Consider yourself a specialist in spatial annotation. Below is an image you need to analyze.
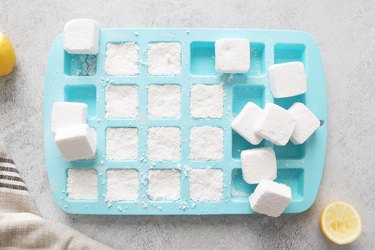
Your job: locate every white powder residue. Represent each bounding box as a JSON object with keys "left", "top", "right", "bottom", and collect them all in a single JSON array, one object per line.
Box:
[
  {"left": 189, "top": 169, "right": 223, "bottom": 201},
  {"left": 147, "top": 43, "right": 181, "bottom": 76},
  {"left": 105, "top": 169, "right": 139, "bottom": 202},
  {"left": 148, "top": 169, "right": 180, "bottom": 201},
  {"left": 105, "top": 43, "right": 139, "bottom": 76},
  {"left": 148, "top": 85, "right": 181, "bottom": 118},
  {"left": 67, "top": 169, "right": 97, "bottom": 200},
  {"left": 106, "top": 128, "right": 138, "bottom": 160},
  {"left": 190, "top": 126, "right": 224, "bottom": 160},
  {"left": 148, "top": 127, "right": 180, "bottom": 161},
  {"left": 106, "top": 85, "right": 138, "bottom": 118},
  {"left": 72, "top": 54, "right": 97, "bottom": 76},
  {"left": 190, "top": 84, "right": 224, "bottom": 118}
]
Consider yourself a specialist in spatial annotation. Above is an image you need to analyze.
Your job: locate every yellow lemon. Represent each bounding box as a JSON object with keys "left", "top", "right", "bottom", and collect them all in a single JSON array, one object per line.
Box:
[
  {"left": 320, "top": 200, "right": 362, "bottom": 245},
  {"left": 0, "top": 32, "right": 16, "bottom": 77}
]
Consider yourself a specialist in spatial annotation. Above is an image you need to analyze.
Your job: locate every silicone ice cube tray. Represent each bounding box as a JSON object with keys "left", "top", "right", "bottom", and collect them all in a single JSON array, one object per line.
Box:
[{"left": 44, "top": 28, "right": 327, "bottom": 215}]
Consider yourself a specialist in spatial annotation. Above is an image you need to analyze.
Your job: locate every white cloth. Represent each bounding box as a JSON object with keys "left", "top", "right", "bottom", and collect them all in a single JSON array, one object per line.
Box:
[{"left": 0, "top": 146, "right": 112, "bottom": 250}]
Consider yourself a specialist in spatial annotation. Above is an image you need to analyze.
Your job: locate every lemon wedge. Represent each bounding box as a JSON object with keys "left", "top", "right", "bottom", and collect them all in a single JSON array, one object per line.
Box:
[
  {"left": 320, "top": 200, "right": 362, "bottom": 245},
  {"left": 0, "top": 32, "right": 16, "bottom": 77}
]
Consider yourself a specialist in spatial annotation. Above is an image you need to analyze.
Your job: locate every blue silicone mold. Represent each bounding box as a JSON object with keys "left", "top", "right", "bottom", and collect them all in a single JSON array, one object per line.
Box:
[{"left": 44, "top": 28, "right": 327, "bottom": 215}]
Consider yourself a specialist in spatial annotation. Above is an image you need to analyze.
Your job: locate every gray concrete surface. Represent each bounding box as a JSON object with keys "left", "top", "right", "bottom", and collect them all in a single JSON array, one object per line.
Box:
[{"left": 1, "top": 0, "right": 374, "bottom": 249}]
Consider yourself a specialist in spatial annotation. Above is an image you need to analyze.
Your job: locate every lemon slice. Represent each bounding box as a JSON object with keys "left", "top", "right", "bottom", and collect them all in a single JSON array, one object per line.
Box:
[
  {"left": 320, "top": 201, "right": 362, "bottom": 245},
  {"left": 0, "top": 32, "right": 16, "bottom": 77}
]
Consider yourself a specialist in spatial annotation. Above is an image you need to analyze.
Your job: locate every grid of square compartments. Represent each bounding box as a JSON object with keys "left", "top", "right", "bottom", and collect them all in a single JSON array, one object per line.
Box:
[{"left": 45, "top": 29, "right": 326, "bottom": 214}]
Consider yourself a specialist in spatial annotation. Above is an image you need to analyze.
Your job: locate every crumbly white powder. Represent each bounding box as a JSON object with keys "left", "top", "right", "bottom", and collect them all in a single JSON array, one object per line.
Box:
[
  {"left": 105, "top": 169, "right": 139, "bottom": 202},
  {"left": 190, "top": 84, "right": 224, "bottom": 118},
  {"left": 106, "top": 128, "right": 138, "bottom": 160},
  {"left": 148, "top": 169, "right": 180, "bottom": 200},
  {"left": 105, "top": 43, "right": 139, "bottom": 75},
  {"left": 189, "top": 169, "right": 223, "bottom": 201},
  {"left": 148, "top": 85, "right": 181, "bottom": 118},
  {"left": 147, "top": 43, "right": 181, "bottom": 76},
  {"left": 72, "top": 55, "right": 97, "bottom": 76},
  {"left": 148, "top": 127, "right": 180, "bottom": 161},
  {"left": 190, "top": 127, "right": 224, "bottom": 160},
  {"left": 106, "top": 85, "right": 138, "bottom": 118},
  {"left": 67, "top": 169, "right": 97, "bottom": 200}
]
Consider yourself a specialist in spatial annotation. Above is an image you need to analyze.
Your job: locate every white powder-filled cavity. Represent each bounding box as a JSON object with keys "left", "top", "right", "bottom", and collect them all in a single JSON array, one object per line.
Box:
[
  {"left": 147, "top": 43, "right": 181, "bottom": 76},
  {"left": 190, "top": 84, "right": 224, "bottom": 119},
  {"left": 106, "top": 128, "right": 138, "bottom": 160},
  {"left": 189, "top": 169, "right": 223, "bottom": 201},
  {"left": 106, "top": 169, "right": 139, "bottom": 202},
  {"left": 105, "top": 43, "right": 139, "bottom": 76},
  {"left": 148, "top": 127, "right": 181, "bottom": 161},
  {"left": 148, "top": 169, "right": 180, "bottom": 201},
  {"left": 67, "top": 169, "right": 97, "bottom": 200},
  {"left": 106, "top": 85, "right": 138, "bottom": 118},
  {"left": 190, "top": 127, "right": 224, "bottom": 160},
  {"left": 148, "top": 85, "right": 181, "bottom": 118}
]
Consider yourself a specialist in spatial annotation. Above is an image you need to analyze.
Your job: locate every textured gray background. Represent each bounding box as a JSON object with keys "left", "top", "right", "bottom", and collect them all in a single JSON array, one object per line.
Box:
[{"left": 1, "top": 0, "right": 374, "bottom": 249}]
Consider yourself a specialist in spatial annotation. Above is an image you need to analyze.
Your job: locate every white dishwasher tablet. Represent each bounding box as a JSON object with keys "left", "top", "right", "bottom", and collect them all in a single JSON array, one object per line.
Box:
[
  {"left": 215, "top": 39, "right": 250, "bottom": 73},
  {"left": 51, "top": 102, "right": 87, "bottom": 133},
  {"left": 249, "top": 180, "right": 291, "bottom": 217},
  {"left": 231, "top": 102, "right": 263, "bottom": 145},
  {"left": 55, "top": 124, "right": 96, "bottom": 161},
  {"left": 240, "top": 148, "right": 277, "bottom": 184},
  {"left": 268, "top": 62, "right": 307, "bottom": 98},
  {"left": 256, "top": 103, "right": 296, "bottom": 146},
  {"left": 64, "top": 19, "right": 100, "bottom": 54},
  {"left": 289, "top": 102, "right": 320, "bottom": 144}
]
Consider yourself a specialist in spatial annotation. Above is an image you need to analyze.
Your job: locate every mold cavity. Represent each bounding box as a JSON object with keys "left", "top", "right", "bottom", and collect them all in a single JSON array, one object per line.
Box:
[
  {"left": 232, "top": 84, "right": 265, "bottom": 115},
  {"left": 64, "top": 52, "right": 97, "bottom": 76},
  {"left": 64, "top": 84, "right": 97, "bottom": 117},
  {"left": 231, "top": 168, "right": 256, "bottom": 196},
  {"left": 190, "top": 42, "right": 215, "bottom": 75},
  {"left": 249, "top": 43, "right": 265, "bottom": 76},
  {"left": 275, "top": 168, "right": 304, "bottom": 200},
  {"left": 274, "top": 94, "right": 305, "bottom": 109},
  {"left": 232, "top": 130, "right": 265, "bottom": 159},
  {"left": 273, "top": 141, "right": 305, "bottom": 160},
  {"left": 274, "top": 43, "right": 306, "bottom": 64}
]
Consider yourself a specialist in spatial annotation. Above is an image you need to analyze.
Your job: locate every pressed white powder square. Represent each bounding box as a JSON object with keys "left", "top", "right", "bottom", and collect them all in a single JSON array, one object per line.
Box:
[
  {"left": 215, "top": 39, "right": 250, "bottom": 73},
  {"left": 106, "top": 85, "right": 138, "bottom": 118},
  {"left": 67, "top": 169, "right": 97, "bottom": 200},
  {"left": 148, "top": 169, "right": 180, "bottom": 201},
  {"left": 268, "top": 62, "right": 307, "bottom": 98},
  {"left": 189, "top": 169, "right": 223, "bottom": 201},
  {"left": 148, "top": 85, "right": 181, "bottom": 118},
  {"left": 190, "top": 84, "right": 224, "bottom": 119},
  {"left": 105, "top": 169, "right": 139, "bottom": 202},
  {"left": 148, "top": 127, "right": 180, "bottom": 161},
  {"left": 147, "top": 43, "right": 181, "bottom": 76},
  {"left": 64, "top": 19, "right": 100, "bottom": 55},
  {"left": 105, "top": 43, "right": 139, "bottom": 76},
  {"left": 106, "top": 128, "right": 138, "bottom": 160},
  {"left": 190, "top": 127, "right": 224, "bottom": 160}
]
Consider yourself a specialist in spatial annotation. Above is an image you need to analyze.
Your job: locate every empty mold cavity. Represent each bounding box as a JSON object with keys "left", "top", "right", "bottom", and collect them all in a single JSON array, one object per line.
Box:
[
  {"left": 249, "top": 43, "right": 265, "bottom": 76},
  {"left": 275, "top": 168, "right": 304, "bottom": 200},
  {"left": 64, "top": 52, "right": 97, "bottom": 76},
  {"left": 274, "top": 141, "right": 305, "bottom": 159},
  {"left": 231, "top": 168, "right": 256, "bottom": 196},
  {"left": 190, "top": 42, "right": 215, "bottom": 75},
  {"left": 232, "top": 84, "right": 265, "bottom": 115},
  {"left": 274, "top": 94, "right": 306, "bottom": 109},
  {"left": 232, "top": 130, "right": 265, "bottom": 159},
  {"left": 64, "top": 84, "right": 96, "bottom": 117},
  {"left": 274, "top": 44, "right": 305, "bottom": 64}
]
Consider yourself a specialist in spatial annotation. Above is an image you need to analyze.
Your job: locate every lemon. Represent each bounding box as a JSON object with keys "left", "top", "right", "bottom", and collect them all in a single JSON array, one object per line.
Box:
[
  {"left": 0, "top": 32, "right": 16, "bottom": 77},
  {"left": 320, "top": 200, "right": 362, "bottom": 245}
]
